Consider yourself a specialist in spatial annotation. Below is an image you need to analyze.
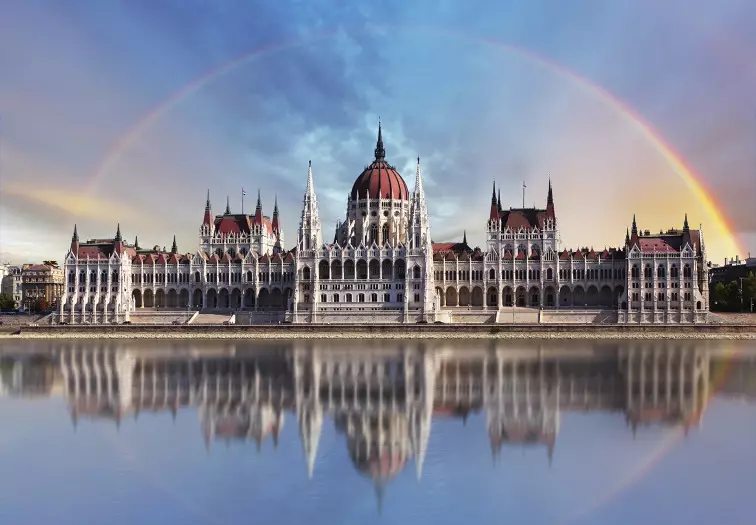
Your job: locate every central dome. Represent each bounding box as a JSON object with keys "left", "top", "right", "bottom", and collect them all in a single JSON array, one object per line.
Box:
[{"left": 350, "top": 122, "right": 409, "bottom": 201}]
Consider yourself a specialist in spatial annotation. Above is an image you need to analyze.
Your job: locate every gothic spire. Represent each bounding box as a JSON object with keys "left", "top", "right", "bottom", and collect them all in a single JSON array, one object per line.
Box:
[
  {"left": 463, "top": 230, "right": 467, "bottom": 245},
  {"left": 171, "top": 235, "right": 177, "bottom": 254},
  {"left": 374, "top": 118, "right": 386, "bottom": 160},
  {"left": 631, "top": 214, "right": 638, "bottom": 237},
  {"left": 625, "top": 228, "right": 630, "bottom": 244},
  {"left": 72, "top": 224, "right": 78, "bottom": 243},
  {"left": 134, "top": 236, "right": 139, "bottom": 250},
  {"left": 413, "top": 156, "right": 424, "bottom": 198},
  {"left": 491, "top": 180, "right": 497, "bottom": 206},
  {"left": 206, "top": 189, "right": 211, "bottom": 209},
  {"left": 683, "top": 213, "right": 690, "bottom": 232},
  {"left": 115, "top": 223, "right": 122, "bottom": 242},
  {"left": 256, "top": 189, "right": 262, "bottom": 211},
  {"left": 225, "top": 196, "right": 230, "bottom": 215},
  {"left": 497, "top": 188, "right": 502, "bottom": 211},
  {"left": 547, "top": 178, "right": 554, "bottom": 206},
  {"left": 273, "top": 195, "right": 279, "bottom": 215}
]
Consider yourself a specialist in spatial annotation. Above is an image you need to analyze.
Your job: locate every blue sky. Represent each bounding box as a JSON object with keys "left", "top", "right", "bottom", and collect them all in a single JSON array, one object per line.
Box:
[{"left": 1, "top": 0, "right": 755, "bottom": 262}]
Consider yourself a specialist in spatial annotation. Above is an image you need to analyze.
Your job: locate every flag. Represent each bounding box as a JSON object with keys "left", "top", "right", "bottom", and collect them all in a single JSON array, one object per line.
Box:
[
  {"left": 242, "top": 188, "right": 247, "bottom": 196},
  {"left": 523, "top": 182, "right": 526, "bottom": 188}
]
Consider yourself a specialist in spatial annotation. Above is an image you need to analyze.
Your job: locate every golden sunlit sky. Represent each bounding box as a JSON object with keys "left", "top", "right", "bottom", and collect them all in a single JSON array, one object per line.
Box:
[{"left": 1, "top": 0, "right": 755, "bottom": 264}]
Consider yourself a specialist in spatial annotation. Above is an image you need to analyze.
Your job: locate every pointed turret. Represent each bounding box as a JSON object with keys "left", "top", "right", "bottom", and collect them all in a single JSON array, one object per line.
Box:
[
  {"left": 374, "top": 118, "right": 386, "bottom": 160},
  {"left": 631, "top": 214, "right": 638, "bottom": 237},
  {"left": 134, "top": 236, "right": 139, "bottom": 250},
  {"left": 298, "top": 160, "right": 322, "bottom": 250},
  {"left": 683, "top": 213, "right": 690, "bottom": 234},
  {"left": 70, "top": 224, "right": 79, "bottom": 255},
  {"left": 225, "top": 196, "right": 231, "bottom": 215},
  {"left": 113, "top": 223, "right": 123, "bottom": 255},
  {"left": 463, "top": 230, "right": 467, "bottom": 245},
  {"left": 489, "top": 181, "right": 499, "bottom": 222},
  {"left": 171, "top": 235, "right": 177, "bottom": 254},
  {"left": 203, "top": 190, "right": 213, "bottom": 226},
  {"left": 546, "top": 178, "right": 555, "bottom": 220},
  {"left": 272, "top": 195, "right": 280, "bottom": 233},
  {"left": 497, "top": 188, "right": 502, "bottom": 211},
  {"left": 409, "top": 156, "right": 430, "bottom": 250},
  {"left": 254, "top": 189, "right": 263, "bottom": 224},
  {"left": 625, "top": 228, "right": 630, "bottom": 245}
]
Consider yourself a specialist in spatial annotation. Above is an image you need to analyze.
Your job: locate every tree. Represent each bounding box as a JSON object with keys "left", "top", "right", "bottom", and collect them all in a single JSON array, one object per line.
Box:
[
  {"left": 712, "top": 281, "right": 729, "bottom": 311},
  {"left": 742, "top": 271, "right": 756, "bottom": 312},
  {"left": 0, "top": 293, "right": 15, "bottom": 312}
]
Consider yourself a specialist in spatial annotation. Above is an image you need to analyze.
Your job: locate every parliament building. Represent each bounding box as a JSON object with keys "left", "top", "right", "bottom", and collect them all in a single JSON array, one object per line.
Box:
[{"left": 58, "top": 123, "right": 710, "bottom": 324}]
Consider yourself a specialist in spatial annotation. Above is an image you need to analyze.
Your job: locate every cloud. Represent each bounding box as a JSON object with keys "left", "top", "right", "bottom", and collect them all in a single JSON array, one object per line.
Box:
[{"left": 1, "top": 0, "right": 755, "bottom": 263}]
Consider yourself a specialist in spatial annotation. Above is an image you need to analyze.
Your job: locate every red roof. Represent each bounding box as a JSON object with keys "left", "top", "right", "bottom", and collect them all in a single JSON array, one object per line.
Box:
[
  {"left": 351, "top": 159, "right": 409, "bottom": 200},
  {"left": 496, "top": 208, "right": 547, "bottom": 231}
]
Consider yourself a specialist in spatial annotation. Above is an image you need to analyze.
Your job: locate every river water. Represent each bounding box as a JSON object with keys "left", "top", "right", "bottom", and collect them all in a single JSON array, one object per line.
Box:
[{"left": 1, "top": 339, "right": 754, "bottom": 525}]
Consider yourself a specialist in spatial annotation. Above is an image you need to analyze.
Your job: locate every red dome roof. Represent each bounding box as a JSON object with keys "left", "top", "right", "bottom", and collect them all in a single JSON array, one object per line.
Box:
[
  {"left": 350, "top": 121, "right": 409, "bottom": 201},
  {"left": 351, "top": 160, "right": 409, "bottom": 200}
]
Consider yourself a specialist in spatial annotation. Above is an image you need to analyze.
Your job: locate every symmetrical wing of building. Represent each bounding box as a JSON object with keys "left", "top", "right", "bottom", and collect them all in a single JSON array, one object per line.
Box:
[{"left": 58, "top": 123, "right": 710, "bottom": 324}]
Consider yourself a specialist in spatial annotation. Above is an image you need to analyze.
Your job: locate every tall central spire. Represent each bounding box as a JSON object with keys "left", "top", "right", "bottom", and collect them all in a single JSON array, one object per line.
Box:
[{"left": 374, "top": 118, "right": 386, "bottom": 160}]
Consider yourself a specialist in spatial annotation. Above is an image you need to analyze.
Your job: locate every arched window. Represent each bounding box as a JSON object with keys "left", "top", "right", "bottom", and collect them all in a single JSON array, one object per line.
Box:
[
  {"left": 382, "top": 223, "right": 389, "bottom": 245},
  {"left": 195, "top": 271, "right": 201, "bottom": 283},
  {"left": 631, "top": 265, "right": 639, "bottom": 279},
  {"left": 644, "top": 265, "right": 652, "bottom": 279},
  {"left": 369, "top": 224, "right": 379, "bottom": 245},
  {"left": 302, "top": 266, "right": 311, "bottom": 280},
  {"left": 413, "top": 266, "right": 421, "bottom": 279},
  {"left": 683, "top": 264, "right": 692, "bottom": 278},
  {"left": 657, "top": 265, "right": 665, "bottom": 279},
  {"left": 671, "top": 265, "right": 679, "bottom": 278},
  {"left": 546, "top": 268, "right": 553, "bottom": 280},
  {"left": 489, "top": 268, "right": 495, "bottom": 280}
]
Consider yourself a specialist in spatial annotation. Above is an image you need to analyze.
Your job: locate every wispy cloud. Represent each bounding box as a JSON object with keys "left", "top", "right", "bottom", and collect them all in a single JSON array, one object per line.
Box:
[{"left": 0, "top": 0, "right": 754, "bottom": 264}]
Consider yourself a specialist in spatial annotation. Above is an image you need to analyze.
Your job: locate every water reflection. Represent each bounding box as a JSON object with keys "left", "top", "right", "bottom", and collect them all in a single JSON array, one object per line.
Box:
[{"left": 2, "top": 341, "right": 754, "bottom": 506}]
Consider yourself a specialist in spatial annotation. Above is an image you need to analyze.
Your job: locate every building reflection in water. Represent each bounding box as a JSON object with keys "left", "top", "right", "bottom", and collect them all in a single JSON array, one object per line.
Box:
[{"left": 1, "top": 341, "right": 754, "bottom": 509}]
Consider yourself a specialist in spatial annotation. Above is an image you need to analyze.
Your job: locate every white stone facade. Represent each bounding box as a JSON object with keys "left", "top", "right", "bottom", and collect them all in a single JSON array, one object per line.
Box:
[{"left": 57, "top": 123, "right": 709, "bottom": 324}]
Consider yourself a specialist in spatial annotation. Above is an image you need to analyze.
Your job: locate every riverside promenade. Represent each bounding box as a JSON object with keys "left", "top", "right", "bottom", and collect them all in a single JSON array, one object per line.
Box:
[{"left": 7, "top": 322, "right": 756, "bottom": 340}]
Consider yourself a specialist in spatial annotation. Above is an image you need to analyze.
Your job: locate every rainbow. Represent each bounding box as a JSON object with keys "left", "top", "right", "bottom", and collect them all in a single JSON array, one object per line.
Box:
[{"left": 84, "top": 25, "right": 744, "bottom": 255}]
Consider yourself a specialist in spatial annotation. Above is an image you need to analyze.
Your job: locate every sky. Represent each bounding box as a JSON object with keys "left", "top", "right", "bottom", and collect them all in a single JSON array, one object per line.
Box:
[{"left": 1, "top": 0, "right": 755, "bottom": 264}]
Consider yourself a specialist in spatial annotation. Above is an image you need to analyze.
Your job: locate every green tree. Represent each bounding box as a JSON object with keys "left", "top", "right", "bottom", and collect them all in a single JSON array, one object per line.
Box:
[
  {"left": 712, "top": 281, "right": 729, "bottom": 311},
  {"left": 0, "top": 293, "right": 15, "bottom": 312},
  {"left": 742, "top": 271, "right": 756, "bottom": 312}
]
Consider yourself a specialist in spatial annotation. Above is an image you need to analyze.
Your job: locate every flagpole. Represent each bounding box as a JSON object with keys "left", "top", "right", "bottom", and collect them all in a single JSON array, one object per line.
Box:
[
  {"left": 241, "top": 188, "right": 244, "bottom": 214},
  {"left": 522, "top": 181, "right": 525, "bottom": 208}
]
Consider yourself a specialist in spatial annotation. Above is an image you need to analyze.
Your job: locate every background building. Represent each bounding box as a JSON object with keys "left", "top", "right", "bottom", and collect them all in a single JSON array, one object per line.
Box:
[
  {"left": 21, "top": 263, "right": 64, "bottom": 312},
  {"left": 1, "top": 265, "right": 23, "bottom": 310}
]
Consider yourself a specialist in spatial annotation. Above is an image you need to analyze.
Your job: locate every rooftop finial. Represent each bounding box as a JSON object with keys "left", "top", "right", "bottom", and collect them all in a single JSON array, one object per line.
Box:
[
  {"left": 225, "top": 196, "right": 230, "bottom": 215},
  {"left": 115, "top": 223, "right": 122, "bottom": 242},
  {"left": 374, "top": 118, "right": 386, "bottom": 160},
  {"left": 171, "top": 235, "right": 177, "bottom": 254},
  {"left": 256, "top": 189, "right": 261, "bottom": 211},
  {"left": 72, "top": 224, "right": 79, "bottom": 243},
  {"left": 206, "top": 189, "right": 211, "bottom": 208}
]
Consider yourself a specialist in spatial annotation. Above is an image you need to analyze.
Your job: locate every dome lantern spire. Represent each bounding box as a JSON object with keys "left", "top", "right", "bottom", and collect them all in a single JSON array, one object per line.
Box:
[{"left": 374, "top": 118, "right": 386, "bottom": 160}]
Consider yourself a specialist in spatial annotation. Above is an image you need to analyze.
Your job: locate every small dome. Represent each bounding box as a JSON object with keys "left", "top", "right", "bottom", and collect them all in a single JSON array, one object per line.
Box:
[{"left": 350, "top": 121, "right": 409, "bottom": 201}]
